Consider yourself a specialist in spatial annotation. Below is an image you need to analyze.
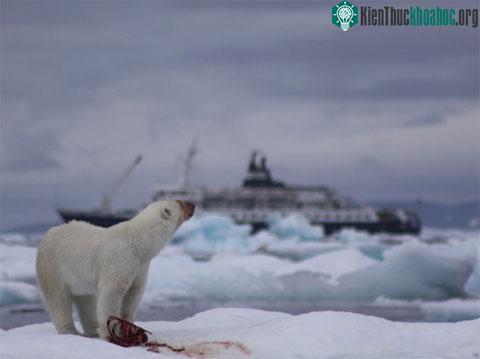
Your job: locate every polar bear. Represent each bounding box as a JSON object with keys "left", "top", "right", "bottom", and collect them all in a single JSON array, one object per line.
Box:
[{"left": 36, "top": 199, "right": 194, "bottom": 339}]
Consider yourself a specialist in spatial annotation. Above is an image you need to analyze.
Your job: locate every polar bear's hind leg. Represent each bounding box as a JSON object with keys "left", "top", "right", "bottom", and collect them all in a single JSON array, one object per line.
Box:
[
  {"left": 37, "top": 256, "right": 79, "bottom": 335},
  {"left": 44, "top": 284, "right": 79, "bottom": 335},
  {"left": 73, "top": 295, "right": 98, "bottom": 337}
]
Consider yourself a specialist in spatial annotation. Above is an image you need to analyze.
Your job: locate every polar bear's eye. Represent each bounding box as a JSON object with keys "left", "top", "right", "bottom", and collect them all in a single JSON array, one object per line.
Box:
[{"left": 160, "top": 208, "right": 171, "bottom": 220}]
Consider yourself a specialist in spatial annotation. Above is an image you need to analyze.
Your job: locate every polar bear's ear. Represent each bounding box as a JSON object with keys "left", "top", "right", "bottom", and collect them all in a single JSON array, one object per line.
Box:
[{"left": 160, "top": 208, "right": 172, "bottom": 220}]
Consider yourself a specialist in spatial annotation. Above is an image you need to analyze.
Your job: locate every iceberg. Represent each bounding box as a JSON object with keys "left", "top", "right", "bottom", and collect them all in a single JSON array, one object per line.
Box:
[
  {"left": 0, "top": 244, "right": 37, "bottom": 284},
  {"left": 276, "top": 248, "right": 378, "bottom": 283},
  {"left": 0, "top": 217, "right": 478, "bottom": 321},
  {"left": 171, "top": 214, "right": 255, "bottom": 256},
  {"left": 0, "top": 244, "right": 40, "bottom": 306},
  {"left": 464, "top": 239, "right": 480, "bottom": 297},
  {"left": 0, "top": 236, "right": 477, "bottom": 308},
  {"left": 268, "top": 213, "right": 324, "bottom": 240},
  {"left": 337, "top": 240, "right": 476, "bottom": 300},
  {"left": 0, "top": 281, "right": 39, "bottom": 306},
  {"left": 143, "top": 239, "right": 475, "bottom": 303},
  {"left": 375, "top": 297, "right": 480, "bottom": 322}
]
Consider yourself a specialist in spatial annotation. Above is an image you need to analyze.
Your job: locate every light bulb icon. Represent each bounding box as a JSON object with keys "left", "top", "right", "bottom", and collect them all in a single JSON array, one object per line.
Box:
[
  {"left": 337, "top": 5, "right": 353, "bottom": 31},
  {"left": 332, "top": 1, "right": 357, "bottom": 31}
]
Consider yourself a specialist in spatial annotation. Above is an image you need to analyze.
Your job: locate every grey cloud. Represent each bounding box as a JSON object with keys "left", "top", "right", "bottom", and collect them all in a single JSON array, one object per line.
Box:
[
  {"left": 1, "top": 127, "right": 64, "bottom": 172},
  {"left": 5, "top": 151, "right": 62, "bottom": 172},
  {"left": 404, "top": 114, "right": 446, "bottom": 127},
  {"left": 0, "top": 0, "right": 478, "bottom": 228},
  {"left": 354, "top": 157, "right": 393, "bottom": 176}
]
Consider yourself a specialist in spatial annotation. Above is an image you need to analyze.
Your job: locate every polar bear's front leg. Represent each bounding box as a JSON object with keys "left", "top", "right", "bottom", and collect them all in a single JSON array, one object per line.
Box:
[
  {"left": 96, "top": 283, "right": 130, "bottom": 340},
  {"left": 121, "top": 269, "right": 148, "bottom": 322}
]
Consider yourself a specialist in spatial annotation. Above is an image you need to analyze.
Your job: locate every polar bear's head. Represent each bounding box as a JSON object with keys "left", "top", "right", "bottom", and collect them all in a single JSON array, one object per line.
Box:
[{"left": 140, "top": 199, "right": 195, "bottom": 237}]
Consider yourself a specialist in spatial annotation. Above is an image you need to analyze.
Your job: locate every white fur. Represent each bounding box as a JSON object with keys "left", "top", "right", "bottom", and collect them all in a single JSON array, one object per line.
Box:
[{"left": 36, "top": 200, "right": 185, "bottom": 339}]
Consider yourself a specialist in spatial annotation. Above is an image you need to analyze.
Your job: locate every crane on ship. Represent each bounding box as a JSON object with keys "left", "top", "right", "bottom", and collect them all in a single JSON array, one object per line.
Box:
[
  {"left": 100, "top": 154, "right": 143, "bottom": 213},
  {"left": 176, "top": 139, "right": 198, "bottom": 190}
]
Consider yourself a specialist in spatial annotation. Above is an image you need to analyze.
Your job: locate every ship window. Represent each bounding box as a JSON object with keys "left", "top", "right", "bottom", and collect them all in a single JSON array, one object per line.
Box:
[
  {"left": 238, "top": 198, "right": 255, "bottom": 209},
  {"left": 268, "top": 198, "right": 288, "bottom": 208},
  {"left": 204, "top": 197, "right": 226, "bottom": 209}
]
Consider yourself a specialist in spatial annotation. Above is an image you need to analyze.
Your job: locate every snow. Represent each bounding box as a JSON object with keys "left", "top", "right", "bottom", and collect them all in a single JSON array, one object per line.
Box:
[{"left": 1, "top": 308, "right": 479, "bottom": 358}]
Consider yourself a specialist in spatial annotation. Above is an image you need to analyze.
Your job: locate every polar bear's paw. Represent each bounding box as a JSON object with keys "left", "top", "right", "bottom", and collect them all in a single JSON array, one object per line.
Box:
[{"left": 97, "top": 326, "right": 109, "bottom": 341}]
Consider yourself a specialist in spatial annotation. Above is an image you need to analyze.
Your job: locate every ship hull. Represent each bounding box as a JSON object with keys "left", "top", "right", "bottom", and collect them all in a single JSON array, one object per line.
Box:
[
  {"left": 59, "top": 209, "right": 420, "bottom": 235},
  {"left": 57, "top": 209, "right": 133, "bottom": 228},
  {"left": 237, "top": 220, "right": 420, "bottom": 235},
  {"left": 319, "top": 221, "right": 420, "bottom": 235}
]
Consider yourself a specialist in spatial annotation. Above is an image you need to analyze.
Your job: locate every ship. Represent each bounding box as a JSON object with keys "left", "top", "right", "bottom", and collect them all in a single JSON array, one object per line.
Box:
[{"left": 58, "top": 145, "right": 421, "bottom": 235}]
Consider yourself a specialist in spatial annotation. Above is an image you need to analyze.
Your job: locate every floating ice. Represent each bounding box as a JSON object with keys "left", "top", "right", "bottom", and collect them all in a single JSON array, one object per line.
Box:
[
  {"left": 0, "top": 232, "right": 42, "bottom": 247},
  {"left": 144, "top": 239, "right": 476, "bottom": 304},
  {"left": 375, "top": 297, "right": 480, "bottom": 322},
  {"left": 276, "top": 248, "right": 378, "bottom": 283},
  {"left": 338, "top": 240, "right": 476, "bottom": 300},
  {"left": 172, "top": 214, "right": 255, "bottom": 256},
  {"left": 0, "top": 233, "right": 28, "bottom": 246},
  {"left": 1, "top": 308, "right": 479, "bottom": 359},
  {"left": 268, "top": 213, "right": 324, "bottom": 240},
  {"left": 0, "top": 281, "right": 39, "bottom": 306},
  {"left": 257, "top": 238, "right": 345, "bottom": 261},
  {"left": 0, "top": 244, "right": 39, "bottom": 306},
  {"left": 0, "top": 244, "right": 37, "bottom": 284},
  {"left": 464, "top": 239, "right": 480, "bottom": 297},
  {"left": 172, "top": 213, "right": 331, "bottom": 257},
  {"left": 335, "top": 228, "right": 374, "bottom": 243},
  {"left": 0, "top": 219, "right": 478, "bottom": 318}
]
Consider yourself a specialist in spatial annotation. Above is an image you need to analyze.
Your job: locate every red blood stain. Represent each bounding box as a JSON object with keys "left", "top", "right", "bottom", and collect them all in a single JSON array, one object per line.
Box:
[{"left": 107, "top": 316, "right": 250, "bottom": 357}]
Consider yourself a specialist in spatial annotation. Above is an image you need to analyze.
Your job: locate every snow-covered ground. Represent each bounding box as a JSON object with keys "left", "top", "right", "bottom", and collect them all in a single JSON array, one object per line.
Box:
[
  {"left": 1, "top": 214, "right": 479, "bottom": 320},
  {"left": 1, "top": 308, "right": 479, "bottom": 359}
]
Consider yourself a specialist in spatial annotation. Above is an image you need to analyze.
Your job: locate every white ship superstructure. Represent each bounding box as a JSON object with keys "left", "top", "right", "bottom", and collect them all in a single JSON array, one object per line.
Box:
[{"left": 59, "top": 146, "right": 421, "bottom": 235}]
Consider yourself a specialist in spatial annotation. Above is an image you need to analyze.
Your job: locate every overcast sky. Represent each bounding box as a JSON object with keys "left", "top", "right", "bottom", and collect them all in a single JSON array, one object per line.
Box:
[{"left": 1, "top": 1, "right": 479, "bottom": 229}]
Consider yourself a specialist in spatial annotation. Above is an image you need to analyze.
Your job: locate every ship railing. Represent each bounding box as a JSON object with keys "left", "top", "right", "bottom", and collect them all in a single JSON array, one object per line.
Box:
[
  {"left": 222, "top": 207, "right": 379, "bottom": 223},
  {"left": 304, "top": 209, "right": 379, "bottom": 223}
]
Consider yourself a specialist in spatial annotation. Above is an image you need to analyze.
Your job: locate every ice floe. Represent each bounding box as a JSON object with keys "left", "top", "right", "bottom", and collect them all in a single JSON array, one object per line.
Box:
[
  {"left": 0, "top": 214, "right": 478, "bottom": 321},
  {"left": 1, "top": 308, "right": 479, "bottom": 358}
]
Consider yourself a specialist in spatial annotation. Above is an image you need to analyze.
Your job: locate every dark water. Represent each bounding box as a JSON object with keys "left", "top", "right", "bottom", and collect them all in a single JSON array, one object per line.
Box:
[{"left": 0, "top": 300, "right": 423, "bottom": 330}]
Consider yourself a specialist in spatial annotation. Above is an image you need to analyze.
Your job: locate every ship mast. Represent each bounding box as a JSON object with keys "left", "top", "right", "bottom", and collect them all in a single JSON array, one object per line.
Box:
[
  {"left": 176, "top": 139, "right": 198, "bottom": 190},
  {"left": 100, "top": 154, "right": 143, "bottom": 213}
]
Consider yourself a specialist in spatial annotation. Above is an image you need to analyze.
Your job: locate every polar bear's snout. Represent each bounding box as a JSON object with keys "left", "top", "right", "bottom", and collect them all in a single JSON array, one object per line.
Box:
[{"left": 176, "top": 199, "right": 195, "bottom": 221}]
